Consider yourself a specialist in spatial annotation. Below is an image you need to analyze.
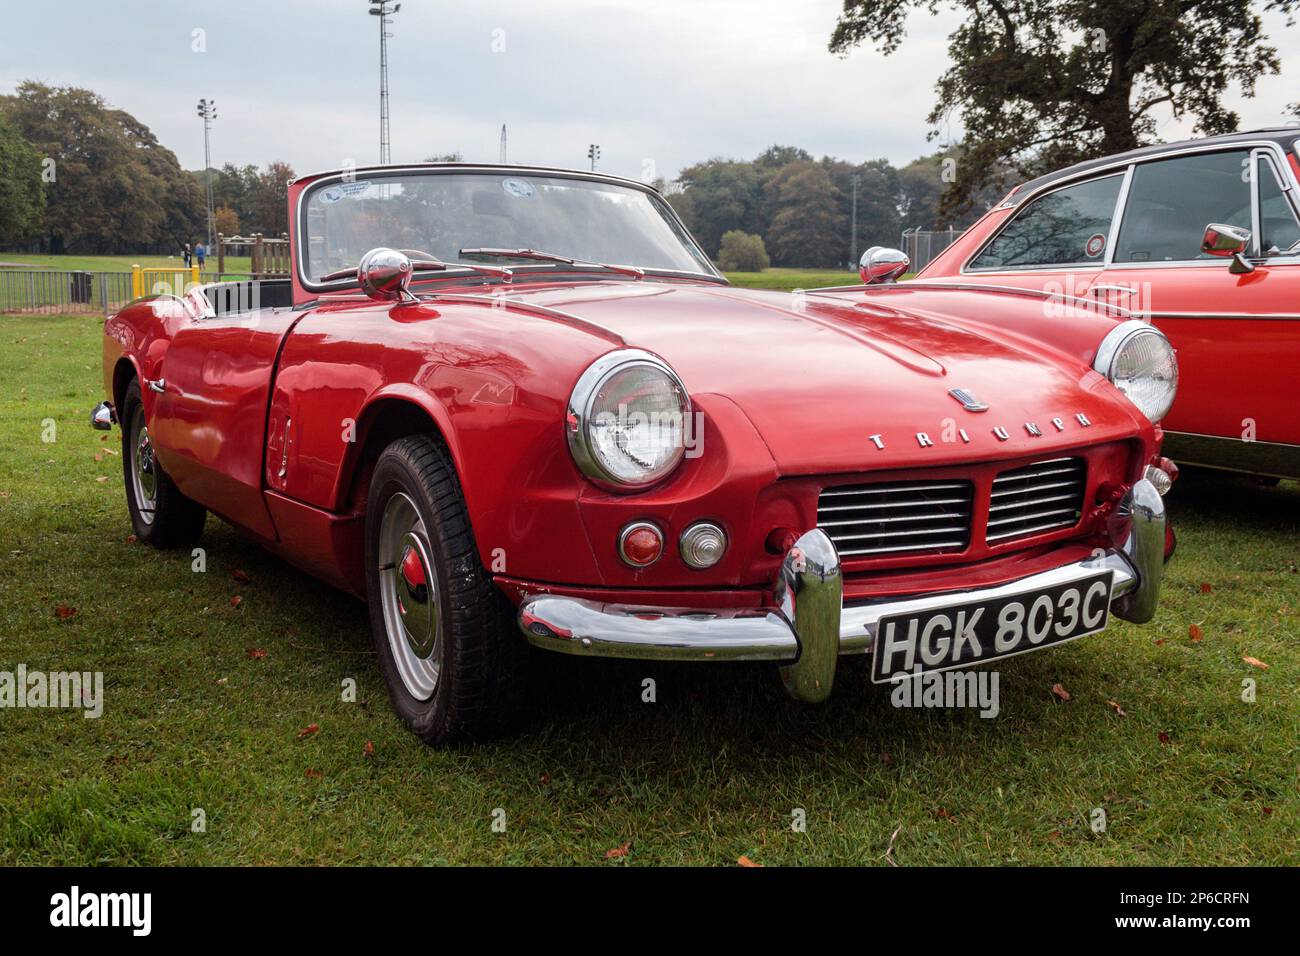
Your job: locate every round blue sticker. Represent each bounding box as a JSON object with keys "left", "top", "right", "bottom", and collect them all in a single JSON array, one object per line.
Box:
[{"left": 501, "top": 178, "right": 535, "bottom": 199}]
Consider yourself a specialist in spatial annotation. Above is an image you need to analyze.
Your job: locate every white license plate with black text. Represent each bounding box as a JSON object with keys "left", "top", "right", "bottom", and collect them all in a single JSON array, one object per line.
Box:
[{"left": 870, "top": 571, "right": 1115, "bottom": 683}]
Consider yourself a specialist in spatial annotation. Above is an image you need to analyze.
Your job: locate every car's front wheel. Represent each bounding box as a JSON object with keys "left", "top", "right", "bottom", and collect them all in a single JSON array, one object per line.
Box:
[
  {"left": 364, "top": 433, "right": 526, "bottom": 744},
  {"left": 120, "top": 379, "right": 206, "bottom": 547}
]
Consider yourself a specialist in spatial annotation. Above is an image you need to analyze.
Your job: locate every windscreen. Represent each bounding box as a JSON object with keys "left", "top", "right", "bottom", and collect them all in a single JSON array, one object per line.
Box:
[{"left": 300, "top": 171, "right": 714, "bottom": 282}]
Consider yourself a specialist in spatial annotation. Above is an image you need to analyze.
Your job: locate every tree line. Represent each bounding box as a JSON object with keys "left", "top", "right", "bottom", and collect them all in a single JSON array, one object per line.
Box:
[
  {"left": 0, "top": 81, "right": 295, "bottom": 255},
  {"left": 665, "top": 145, "right": 1004, "bottom": 269}
]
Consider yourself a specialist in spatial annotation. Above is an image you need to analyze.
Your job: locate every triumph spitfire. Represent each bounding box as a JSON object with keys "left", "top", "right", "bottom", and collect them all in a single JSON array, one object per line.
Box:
[{"left": 93, "top": 164, "right": 1178, "bottom": 743}]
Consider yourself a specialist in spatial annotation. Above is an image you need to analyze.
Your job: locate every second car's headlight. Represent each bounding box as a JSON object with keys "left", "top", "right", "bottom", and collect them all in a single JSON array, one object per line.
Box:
[
  {"left": 1093, "top": 321, "right": 1178, "bottom": 423},
  {"left": 566, "top": 349, "right": 690, "bottom": 490}
]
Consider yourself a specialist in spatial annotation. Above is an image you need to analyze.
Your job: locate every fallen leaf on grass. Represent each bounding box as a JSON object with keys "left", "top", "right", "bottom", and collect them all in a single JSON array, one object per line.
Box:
[
  {"left": 229, "top": 595, "right": 242, "bottom": 608},
  {"left": 1243, "top": 656, "right": 1269, "bottom": 670},
  {"left": 1189, "top": 624, "right": 1204, "bottom": 643},
  {"left": 54, "top": 604, "right": 76, "bottom": 620},
  {"left": 232, "top": 569, "right": 251, "bottom": 584},
  {"left": 605, "top": 842, "right": 631, "bottom": 859},
  {"left": 1200, "top": 582, "right": 1213, "bottom": 594},
  {"left": 246, "top": 648, "right": 267, "bottom": 660},
  {"left": 1051, "top": 683, "right": 1071, "bottom": 701},
  {"left": 297, "top": 724, "right": 320, "bottom": 740},
  {"left": 305, "top": 768, "right": 323, "bottom": 780},
  {"left": 1158, "top": 732, "right": 1171, "bottom": 745},
  {"left": 539, "top": 773, "right": 551, "bottom": 786},
  {"left": 1154, "top": 639, "right": 1166, "bottom": 646},
  {"left": 363, "top": 740, "right": 375, "bottom": 757},
  {"left": 737, "top": 855, "right": 763, "bottom": 868},
  {"left": 1106, "top": 699, "right": 1127, "bottom": 717},
  {"left": 125, "top": 534, "right": 137, "bottom": 544},
  {"left": 94, "top": 476, "right": 109, "bottom": 483},
  {"left": 1263, "top": 807, "right": 1274, "bottom": 817},
  {"left": 215, "top": 677, "right": 228, "bottom": 685}
]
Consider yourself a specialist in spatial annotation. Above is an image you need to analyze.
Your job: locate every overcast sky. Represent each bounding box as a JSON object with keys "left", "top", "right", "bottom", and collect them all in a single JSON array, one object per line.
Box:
[{"left": 2, "top": 0, "right": 1297, "bottom": 182}]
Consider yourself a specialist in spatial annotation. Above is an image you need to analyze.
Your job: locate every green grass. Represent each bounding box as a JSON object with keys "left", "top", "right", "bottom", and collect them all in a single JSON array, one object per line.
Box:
[
  {"left": 0, "top": 253, "right": 253, "bottom": 274},
  {"left": 0, "top": 314, "right": 1296, "bottom": 866},
  {"left": 726, "top": 267, "right": 917, "bottom": 291}
]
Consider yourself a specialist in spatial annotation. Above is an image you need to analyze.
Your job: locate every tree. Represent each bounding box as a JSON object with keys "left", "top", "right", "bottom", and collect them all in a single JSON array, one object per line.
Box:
[
  {"left": 249, "top": 161, "right": 296, "bottom": 236},
  {"left": 716, "top": 230, "right": 770, "bottom": 271},
  {"left": 214, "top": 204, "right": 240, "bottom": 237},
  {"left": 672, "top": 159, "right": 763, "bottom": 256},
  {"left": 822, "top": 157, "right": 903, "bottom": 255},
  {"left": 0, "top": 81, "right": 203, "bottom": 253},
  {"left": 830, "top": 0, "right": 1300, "bottom": 216},
  {"left": 764, "top": 161, "right": 846, "bottom": 267},
  {"left": 0, "top": 113, "right": 45, "bottom": 246}
]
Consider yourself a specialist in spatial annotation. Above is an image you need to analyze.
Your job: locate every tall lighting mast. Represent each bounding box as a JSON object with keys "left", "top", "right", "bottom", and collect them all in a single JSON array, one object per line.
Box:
[
  {"left": 196, "top": 98, "right": 217, "bottom": 249},
  {"left": 368, "top": 1, "right": 401, "bottom": 164}
]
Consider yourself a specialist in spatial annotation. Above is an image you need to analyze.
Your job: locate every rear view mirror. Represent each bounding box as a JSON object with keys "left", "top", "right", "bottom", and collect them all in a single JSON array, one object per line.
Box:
[{"left": 1201, "top": 223, "right": 1255, "bottom": 274}]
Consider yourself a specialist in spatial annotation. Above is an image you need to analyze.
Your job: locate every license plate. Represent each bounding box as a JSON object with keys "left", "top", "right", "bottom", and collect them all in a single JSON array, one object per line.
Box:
[{"left": 870, "top": 570, "right": 1114, "bottom": 684}]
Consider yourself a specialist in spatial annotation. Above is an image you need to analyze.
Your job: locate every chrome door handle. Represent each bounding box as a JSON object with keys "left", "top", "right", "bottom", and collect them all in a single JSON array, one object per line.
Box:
[
  {"left": 147, "top": 378, "right": 167, "bottom": 394},
  {"left": 1089, "top": 285, "right": 1136, "bottom": 296}
]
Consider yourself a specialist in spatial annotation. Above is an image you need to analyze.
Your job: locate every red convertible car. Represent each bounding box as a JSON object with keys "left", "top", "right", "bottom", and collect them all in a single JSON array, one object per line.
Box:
[
  {"left": 915, "top": 128, "right": 1300, "bottom": 481},
  {"left": 94, "top": 164, "right": 1176, "bottom": 744}
]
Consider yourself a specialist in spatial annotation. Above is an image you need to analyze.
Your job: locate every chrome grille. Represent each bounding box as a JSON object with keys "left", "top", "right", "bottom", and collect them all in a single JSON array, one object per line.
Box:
[
  {"left": 817, "top": 479, "right": 974, "bottom": 558},
  {"left": 987, "top": 457, "right": 1086, "bottom": 543}
]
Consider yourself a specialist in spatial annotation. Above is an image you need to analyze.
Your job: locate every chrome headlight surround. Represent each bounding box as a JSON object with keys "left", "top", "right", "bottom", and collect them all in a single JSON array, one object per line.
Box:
[
  {"left": 566, "top": 348, "right": 692, "bottom": 492},
  {"left": 1093, "top": 320, "right": 1179, "bottom": 423}
]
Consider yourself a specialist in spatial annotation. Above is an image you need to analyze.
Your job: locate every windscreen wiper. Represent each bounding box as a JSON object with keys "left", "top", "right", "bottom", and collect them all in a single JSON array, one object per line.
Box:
[
  {"left": 459, "top": 247, "right": 645, "bottom": 280},
  {"left": 320, "top": 250, "right": 514, "bottom": 285}
]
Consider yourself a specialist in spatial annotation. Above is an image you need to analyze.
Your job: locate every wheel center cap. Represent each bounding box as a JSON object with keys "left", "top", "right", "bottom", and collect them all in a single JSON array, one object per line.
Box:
[{"left": 395, "top": 533, "right": 435, "bottom": 657}]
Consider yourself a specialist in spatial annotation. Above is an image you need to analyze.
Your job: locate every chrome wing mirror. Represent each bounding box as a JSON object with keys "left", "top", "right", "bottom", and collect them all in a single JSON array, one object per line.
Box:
[
  {"left": 359, "top": 247, "right": 415, "bottom": 300},
  {"left": 1200, "top": 223, "right": 1254, "bottom": 275},
  {"left": 859, "top": 246, "right": 910, "bottom": 285}
]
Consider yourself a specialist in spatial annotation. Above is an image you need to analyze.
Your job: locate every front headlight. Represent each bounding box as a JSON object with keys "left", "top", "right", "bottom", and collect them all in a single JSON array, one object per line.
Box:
[
  {"left": 1093, "top": 320, "right": 1178, "bottom": 422},
  {"left": 566, "top": 349, "right": 690, "bottom": 490}
]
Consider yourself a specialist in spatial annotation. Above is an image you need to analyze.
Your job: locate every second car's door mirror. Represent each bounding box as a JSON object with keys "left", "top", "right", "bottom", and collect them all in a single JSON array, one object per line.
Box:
[
  {"left": 1201, "top": 223, "right": 1249, "bottom": 257},
  {"left": 1201, "top": 223, "right": 1255, "bottom": 274},
  {"left": 859, "top": 246, "right": 911, "bottom": 284}
]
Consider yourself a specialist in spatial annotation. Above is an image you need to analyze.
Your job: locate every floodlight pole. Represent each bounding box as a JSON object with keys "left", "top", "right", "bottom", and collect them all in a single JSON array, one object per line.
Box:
[
  {"left": 196, "top": 99, "right": 217, "bottom": 249},
  {"left": 850, "top": 173, "right": 860, "bottom": 269},
  {"left": 369, "top": 1, "right": 401, "bottom": 165},
  {"left": 587, "top": 143, "right": 600, "bottom": 171}
]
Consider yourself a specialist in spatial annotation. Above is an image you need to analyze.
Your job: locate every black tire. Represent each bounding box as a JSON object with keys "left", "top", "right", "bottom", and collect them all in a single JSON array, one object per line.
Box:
[
  {"left": 120, "top": 379, "right": 207, "bottom": 548},
  {"left": 365, "top": 433, "right": 527, "bottom": 744}
]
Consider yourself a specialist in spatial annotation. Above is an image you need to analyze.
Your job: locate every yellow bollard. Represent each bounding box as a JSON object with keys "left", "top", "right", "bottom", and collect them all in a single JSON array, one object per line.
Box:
[{"left": 131, "top": 265, "right": 142, "bottom": 298}]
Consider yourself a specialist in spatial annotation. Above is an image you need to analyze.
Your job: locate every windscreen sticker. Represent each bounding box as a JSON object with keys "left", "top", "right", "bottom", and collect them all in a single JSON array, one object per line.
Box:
[
  {"left": 320, "top": 181, "right": 373, "bottom": 203},
  {"left": 1084, "top": 233, "right": 1106, "bottom": 258},
  {"left": 501, "top": 178, "right": 535, "bottom": 199}
]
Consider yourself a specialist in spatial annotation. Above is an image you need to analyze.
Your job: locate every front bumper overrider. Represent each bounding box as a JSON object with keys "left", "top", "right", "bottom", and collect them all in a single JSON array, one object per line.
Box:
[{"left": 517, "top": 479, "right": 1167, "bottom": 702}]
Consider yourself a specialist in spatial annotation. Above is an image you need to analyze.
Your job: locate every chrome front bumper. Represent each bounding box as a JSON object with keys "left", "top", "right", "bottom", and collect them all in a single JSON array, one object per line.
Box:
[{"left": 518, "top": 479, "right": 1167, "bottom": 702}]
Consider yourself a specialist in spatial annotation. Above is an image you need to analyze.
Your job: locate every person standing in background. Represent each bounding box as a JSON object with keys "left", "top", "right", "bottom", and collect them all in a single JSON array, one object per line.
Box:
[
  {"left": 182, "top": 242, "right": 192, "bottom": 267},
  {"left": 195, "top": 242, "right": 207, "bottom": 269}
]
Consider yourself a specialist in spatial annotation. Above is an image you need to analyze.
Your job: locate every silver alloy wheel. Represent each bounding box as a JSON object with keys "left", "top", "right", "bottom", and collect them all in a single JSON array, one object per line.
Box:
[
  {"left": 378, "top": 491, "right": 441, "bottom": 700},
  {"left": 129, "top": 406, "right": 158, "bottom": 526}
]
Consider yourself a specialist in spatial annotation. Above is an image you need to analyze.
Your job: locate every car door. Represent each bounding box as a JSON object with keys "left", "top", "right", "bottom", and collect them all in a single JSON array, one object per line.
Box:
[
  {"left": 149, "top": 295, "right": 303, "bottom": 541},
  {"left": 949, "top": 172, "right": 1128, "bottom": 298},
  {"left": 1096, "top": 146, "right": 1300, "bottom": 469}
]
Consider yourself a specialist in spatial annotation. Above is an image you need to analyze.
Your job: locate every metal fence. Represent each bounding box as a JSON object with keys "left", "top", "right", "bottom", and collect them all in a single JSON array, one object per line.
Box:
[
  {"left": 0, "top": 269, "right": 223, "bottom": 316},
  {"left": 901, "top": 227, "right": 966, "bottom": 273}
]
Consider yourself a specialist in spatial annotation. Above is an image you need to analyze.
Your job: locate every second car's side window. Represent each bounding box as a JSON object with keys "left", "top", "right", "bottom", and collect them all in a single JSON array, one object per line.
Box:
[
  {"left": 1113, "top": 150, "right": 1251, "bottom": 263},
  {"left": 1258, "top": 156, "right": 1300, "bottom": 255},
  {"left": 968, "top": 175, "right": 1123, "bottom": 270}
]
